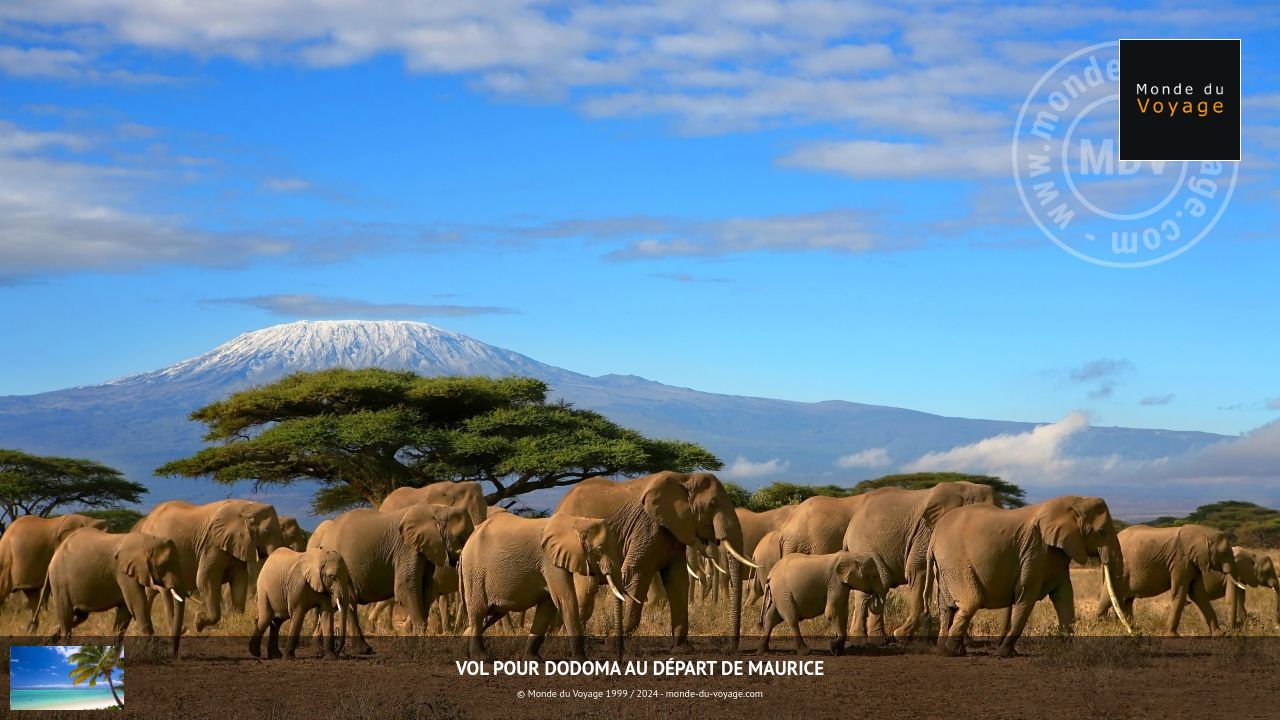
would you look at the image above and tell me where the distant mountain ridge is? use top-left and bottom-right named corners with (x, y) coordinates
top-left (0, 320), bottom-right (1233, 520)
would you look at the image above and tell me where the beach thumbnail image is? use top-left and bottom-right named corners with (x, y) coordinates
top-left (10, 645), bottom-right (124, 711)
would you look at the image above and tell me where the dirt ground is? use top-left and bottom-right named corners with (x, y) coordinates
top-left (4, 564), bottom-right (1278, 719)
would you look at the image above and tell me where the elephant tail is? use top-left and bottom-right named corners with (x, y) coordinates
top-left (455, 555), bottom-right (467, 634)
top-left (922, 548), bottom-right (936, 616)
top-left (29, 575), bottom-right (50, 634)
top-left (760, 580), bottom-right (773, 631)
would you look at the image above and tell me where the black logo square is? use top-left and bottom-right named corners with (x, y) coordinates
top-left (1119, 39), bottom-right (1240, 161)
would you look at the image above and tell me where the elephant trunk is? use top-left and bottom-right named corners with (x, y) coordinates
top-left (712, 512), bottom-right (746, 652)
top-left (729, 550), bottom-right (742, 652)
top-left (171, 591), bottom-right (185, 658)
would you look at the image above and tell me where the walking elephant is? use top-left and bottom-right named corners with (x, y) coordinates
top-left (758, 551), bottom-right (888, 656)
top-left (0, 514), bottom-right (107, 611)
top-left (1093, 524), bottom-right (1241, 636)
top-left (307, 503), bottom-right (472, 654)
top-left (931, 495), bottom-right (1126, 657)
top-left (279, 517), bottom-right (309, 552)
top-left (461, 512), bottom-right (635, 660)
top-left (134, 499), bottom-right (285, 632)
top-left (842, 482), bottom-right (998, 638)
top-left (251, 547), bottom-right (354, 660)
top-left (380, 481), bottom-right (487, 525)
top-left (37, 528), bottom-right (189, 656)
top-left (750, 530), bottom-right (785, 609)
top-left (737, 506), bottom-right (795, 605)
top-left (555, 471), bottom-right (757, 653)
top-left (1223, 548), bottom-right (1279, 629)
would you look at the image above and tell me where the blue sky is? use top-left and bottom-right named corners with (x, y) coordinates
top-left (10, 646), bottom-right (122, 689)
top-left (1, 1), bottom-right (1278, 438)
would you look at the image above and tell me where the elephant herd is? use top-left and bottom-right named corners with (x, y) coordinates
top-left (0, 476), bottom-right (1276, 663)
top-left (736, 486), bottom-right (1279, 656)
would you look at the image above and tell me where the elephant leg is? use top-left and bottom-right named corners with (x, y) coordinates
top-left (547, 569), bottom-right (585, 660)
top-left (122, 581), bottom-right (154, 635)
top-left (1226, 582), bottom-right (1244, 629)
top-left (111, 605), bottom-right (132, 641)
top-left (940, 605), bottom-right (975, 657)
top-left (284, 609), bottom-right (309, 659)
top-left (227, 563), bottom-right (249, 614)
top-left (1188, 581), bottom-right (1222, 636)
top-left (758, 603), bottom-right (781, 655)
top-left (1165, 582), bottom-right (1190, 636)
top-left (348, 603), bottom-right (375, 655)
top-left (996, 600), bottom-right (1037, 658)
top-left (661, 563), bottom-right (694, 653)
top-left (785, 610), bottom-right (809, 656)
top-left (249, 608), bottom-right (272, 658)
top-left (267, 618), bottom-right (283, 659)
top-left (195, 560), bottom-right (227, 632)
top-left (826, 591), bottom-right (849, 656)
top-left (154, 587), bottom-right (174, 630)
top-left (1048, 581), bottom-right (1076, 636)
top-left (992, 605), bottom-right (1012, 643)
top-left (895, 573), bottom-right (928, 639)
top-left (524, 598), bottom-right (558, 660)
top-left (466, 593), bottom-right (492, 661)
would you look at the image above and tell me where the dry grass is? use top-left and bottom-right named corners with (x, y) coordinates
top-left (6, 555), bottom-right (1277, 641)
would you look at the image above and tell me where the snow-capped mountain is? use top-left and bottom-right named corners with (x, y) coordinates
top-left (0, 320), bottom-right (1243, 520)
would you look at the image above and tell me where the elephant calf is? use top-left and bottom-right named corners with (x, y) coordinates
top-left (38, 528), bottom-right (189, 656)
top-left (251, 547), bottom-right (353, 660)
top-left (747, 530), bottom-right (784, 609)
top-left (758, 550), bottom-right (886, 656)
top-left (1224, 547), bottom-right (1280, 629)
top-left (461, 512), bottom-right (634, 661)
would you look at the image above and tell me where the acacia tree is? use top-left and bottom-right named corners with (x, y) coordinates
top-left (157, 369), bottom-right (721, 513)
top-left (0, 450), bottom-right (146, 532)
top-left (852, 472), bottom-right (1027, 508)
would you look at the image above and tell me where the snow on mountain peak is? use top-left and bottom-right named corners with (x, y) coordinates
top-left (110, 319), bottom-right (563, 388)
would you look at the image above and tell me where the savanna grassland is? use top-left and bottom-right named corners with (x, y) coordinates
top-left (4, 559), bottom-right (1279, 720)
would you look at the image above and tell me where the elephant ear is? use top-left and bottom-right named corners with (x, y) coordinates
top-left (301, 552), bottom-right (326, 594)
top-left (115, 536), bottom-right (155, 586)
top-left (1037, 504), bottom-right (1088, 565)
top-left (1177, 527), bottom-right (1215, 576)
top-left (922, 484), bottom-right (966, 527)
top-left (834, 553), bottom-right (865, 590)
top-left (198, 504), bottom-right (253, 562)
top-left (642, 474), bottom-right (699, 548)
top-left (400, 506), bottom-right (448, 567)
top-left (542, 515), bottom-right (593, 575)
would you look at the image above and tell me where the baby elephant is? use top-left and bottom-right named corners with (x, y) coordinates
top-left (38, 528), bottom-right (189, 657)
top-left (758, 550), bottom-right (886, 656)
top-left (251, 548), bottom-right (353, 660)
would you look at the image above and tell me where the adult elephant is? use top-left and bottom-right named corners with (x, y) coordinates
top-left (1223, 548), bottom-right (1280, 628)
top-left (308, 503), bottom-right (472, 654)
top-left (931, 495), bottom-right (1127, 657)
top-left (380, 481), bottom-right (487, 525)
top-left (556, 471), bottom-right (756, 653)
top-left (0, 514), bottom-right (107, 611)
top-left (842, 482), bottom-right (998, 638)
top-left (1093, 524), bottom-right (1240, 636)
top-left (461, 512), bottom-right (633, 660)
top-left (134, 499), bottom-right (285, 631)
top-left (38, 528), bottom-right (189, 656)
top-left (279, 517), bottom-right (308, 552)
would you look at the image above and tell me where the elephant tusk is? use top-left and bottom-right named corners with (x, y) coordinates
top-left (708, 556), bottom-right (727, 574)
top-left (626, 591), bottom-right (645, 605)
top-left (170, 588), bottom-right (185, 604)
top-left (1232, 576), bottom-right (1248, 591)
top-left (1102, 563), bottom-right (1134, 636)
top-left (724, 542), bottom-right (760, 570)
top-left (686, 563), bottom-right (705, 582)
top-left (605, 575), bottom-right (628, 604)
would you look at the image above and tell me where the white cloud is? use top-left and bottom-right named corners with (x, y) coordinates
top-left (904, 411), bottom-right (1091, 484)
top-left (204, 293), bottom-right (516, 318)
top-left (779, 140), bottom-right (1011, 179)
top-left (836, 447), bottom-right (891, 469)
top-left (262, 177), bottom-right (311, 193)
top-left (723, 456), bottom-right (788, 479)
top-left (50, 646), bottom-right (81, 658)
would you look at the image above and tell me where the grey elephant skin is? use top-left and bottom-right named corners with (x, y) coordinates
top-left (134, 499), bottom-right (285, 632)
top-left (279, 517), bottom-right (309, 552)
top-left (555, 471), bottom-right (755, 653)
top-left (380, 480), bottom-right (488, 525)
top-left (930, 495), bottom-right (1125, 657)
top-left (842, 482), bottom-right (998, 638)
top-left (308, 503), bottom-right (472, 655)
top-left (0, 513), bottom-right (107, 611)
top-left (1222, 547), bottom-right (1280, 628)
top-left (39, 527), bottom-right (189, 656)
top-left (251, 547), bottom-right (354, 660)
top-left (758, 550), bottom-right (887, 656)
top-left (1094, 523), bottom-right (1240, 636)
top-left (461, 512), bottom-right (632, 660)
